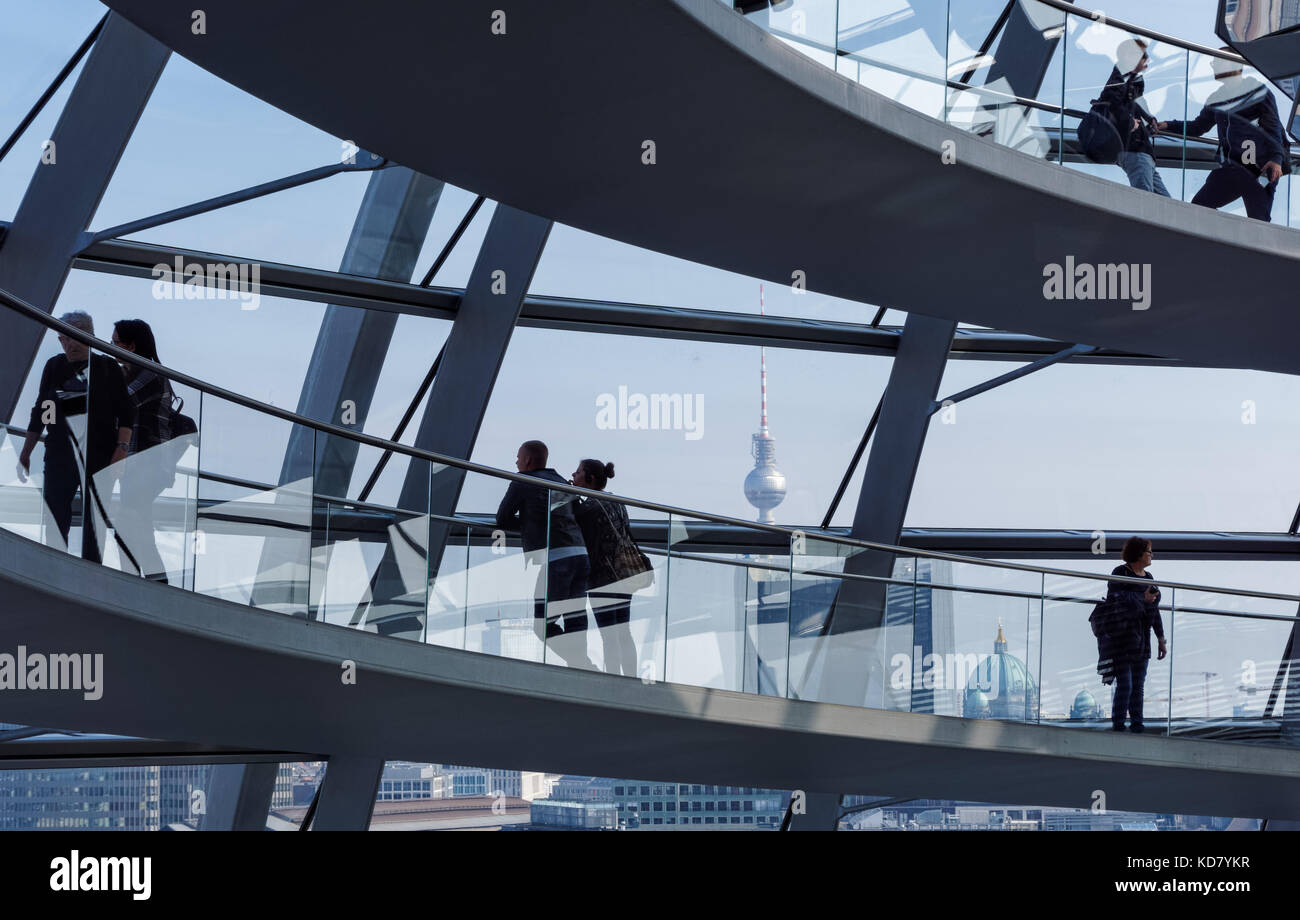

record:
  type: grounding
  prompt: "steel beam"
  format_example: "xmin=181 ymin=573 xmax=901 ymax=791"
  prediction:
xmin=200 ymin=762 xmax=279 ymax=831
xmin=51 ymin=233 xmax=1203 ymax=367
xmin=393 ymin=206 xmax=552 ymax=594
xmin=310 ymin=755 xmax=384 ymax=831
xmin=348 ymin=206 xmax=552 ymax=638
xmin=0 ymin=14 xmax=169 ymax=420
xmin=281 ymin=166 xmax=444 ymax=498
xmin=800 ymin=314 xmax=956 ymax=708
xmin=783 ymin=791 xmax=843 ymax=831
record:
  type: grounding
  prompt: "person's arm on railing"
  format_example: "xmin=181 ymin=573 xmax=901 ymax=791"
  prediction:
xmin=1159 ymin=104 xmax=1215 ymax=138
xmin=496 ymin=481 xmax=523 ymax=532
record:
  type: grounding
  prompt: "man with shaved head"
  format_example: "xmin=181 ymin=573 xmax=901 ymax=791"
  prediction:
xmin=496 ymin=439 xmax=593 ymax=669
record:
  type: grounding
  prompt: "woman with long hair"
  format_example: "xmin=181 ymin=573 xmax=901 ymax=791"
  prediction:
xmin=111 ymin=319 xmax=176 ymax=583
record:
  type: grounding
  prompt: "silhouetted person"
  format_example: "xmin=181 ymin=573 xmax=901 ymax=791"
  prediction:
xmin=17 ymin=311 xmax=134 ymax=563
xmin=572 ymin=458 xmax=638 ymax=676
xmin=1101 ymin=39 xmax=1170 ymax=197
xmin=112 ymin=319 xmax=175 ymax=583
xmin=1159 ymin=52 xmax=1288 ymax=221
xmin=1105 ymin=536 xmax=1168 ymax=732
xmin=496 ymin=439 xmax=593 ymax=668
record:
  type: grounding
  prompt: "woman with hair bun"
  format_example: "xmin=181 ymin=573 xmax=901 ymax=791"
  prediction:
xmin=572 ymin=458 xmax=638 ymax=676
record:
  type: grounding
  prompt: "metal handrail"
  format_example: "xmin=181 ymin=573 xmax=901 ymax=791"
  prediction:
xmin=768 ymin=17 xmax=1297 ymax=156
xmin=1034 ymin=0 xmax=1246 ymax=62
xmin=3 ymin=289 xmax=1299 ymax=605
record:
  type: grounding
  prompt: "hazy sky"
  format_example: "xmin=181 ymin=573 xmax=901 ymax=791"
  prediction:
xmin=2 ymin=0 xmax=1298 ymax=602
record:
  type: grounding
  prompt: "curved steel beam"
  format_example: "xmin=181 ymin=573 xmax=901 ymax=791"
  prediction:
xmin=100 ymin=0 xmax=1300 ymax=374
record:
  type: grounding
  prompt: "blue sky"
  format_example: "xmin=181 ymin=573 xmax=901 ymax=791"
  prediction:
xmin=2 ymin=0 xmax=1299 ymax=603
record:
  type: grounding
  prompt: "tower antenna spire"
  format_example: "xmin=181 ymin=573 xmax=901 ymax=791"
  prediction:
xmin=744 ymin=283 xmax=786 ymax=523
xmin=760 ymin=283 xmax=768 ymax=432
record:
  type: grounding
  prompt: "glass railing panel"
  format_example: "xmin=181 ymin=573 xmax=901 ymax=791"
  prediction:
xmin=309 ymin=435 xmax=430 ymax=640
xmin=92 ymin=361 xmax=202 ymax=591
xmin=661 ymin=514 xmax=761 ymax=691
xmin=749 ymin=0 xmax=839 ymax=67
xmin=837 ymin=53 xmax=946 ymax=117
xmin=1167 ymin=587 xmax=1297 ymax=745
xmin=837 ymin=0 xmax=948 ymax=118
xmin=788 ymin=534 xmax=913 ymax=709
xmin=946 ymin=0 xmax=1067 ymax=161
xmin=578 ymin=499 xmax=666 ymax=682
xmin=189 ymin=392 xmax=314 ymax=616
xmin=1061 ymin=14 xmax=1188 ymax=197
xmin=740 ymin=542 xmax=791 ymax=697
xmin=921 ymin=559 xmax=1042 ymax=721
xmin=423 ymin=514 xmax=471 ymax=650
xmin=1039 ymin=573 xmax=1111 ymax=732
xmin=1 ymin=423 xmax=51 ymax=546
xmin=463 ymin=469 xmax=545 ymax=663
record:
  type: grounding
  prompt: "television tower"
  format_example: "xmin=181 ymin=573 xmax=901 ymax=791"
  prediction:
xmin=744 ymin=284 xmax=787 ymax=523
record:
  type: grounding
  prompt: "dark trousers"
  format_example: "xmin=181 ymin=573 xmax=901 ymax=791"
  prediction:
xmin=1112 ymin=656 xmax=1150 ymax=731
xmin=534 ymin=554 xmax=590 ymax=639
xmin=43 ymin=455 xmax=101 ymax=564
xmin=1192 ymin=165 xmax=1276 ymax=221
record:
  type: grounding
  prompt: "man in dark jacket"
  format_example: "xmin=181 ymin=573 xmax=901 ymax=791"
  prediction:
xmin=1101 ymin=38 xmax=1171 ymax=197
xmin=496 ymin=439 xmax=592 ymax=667
xmin=1160 ymin=51 xmax=1289 ymax=221
xmin=17 ymin=311 xmax=136 ymax=563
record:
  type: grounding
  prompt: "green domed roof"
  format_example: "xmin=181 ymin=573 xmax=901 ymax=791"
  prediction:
xmin=962 ymin=619 xmax=1039 ymax=720
xmin=1071 ymin=689 xmax=1102 ymax=719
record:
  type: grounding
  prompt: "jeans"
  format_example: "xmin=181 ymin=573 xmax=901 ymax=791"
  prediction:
xmin=1112 ymin=656 xmax=1150 ymax=731
xmin=1192 ymin=164 xmax=1276 ymax=222
xmin=1117 ymin=152 xmax=1171 ymax=197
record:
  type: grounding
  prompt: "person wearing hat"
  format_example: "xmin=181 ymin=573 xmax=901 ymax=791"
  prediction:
xmin=1158 ymin=50 xmax=1288 ymax=221
xmin=1100 ymin=38 xmax=1171 ymax=197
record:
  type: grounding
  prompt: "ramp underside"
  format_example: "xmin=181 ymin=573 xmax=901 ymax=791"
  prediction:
xmin=100 ymin=0 xmax=1300 ymax=374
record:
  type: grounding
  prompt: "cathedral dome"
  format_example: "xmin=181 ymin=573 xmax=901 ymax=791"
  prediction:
xmin=962 ymin=620 xmax=1039 ymax=721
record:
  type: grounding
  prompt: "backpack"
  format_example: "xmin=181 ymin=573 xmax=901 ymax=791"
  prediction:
xmin=1078 ymin=100 xmax=1130 ymax=164
xmin=160 ymin=396 xmax=198 ymax=484
xmin=1078 ymin=70 xmax=1140 ymax=165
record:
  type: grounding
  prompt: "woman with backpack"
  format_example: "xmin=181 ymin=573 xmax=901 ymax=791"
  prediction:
xmin=572 ymin=458 xmax=646 ymax=677
xmin=1099 ymin=536 xmax=1168 ymax=733
xmin=111 ymin=319 xmax=176 ymax=583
